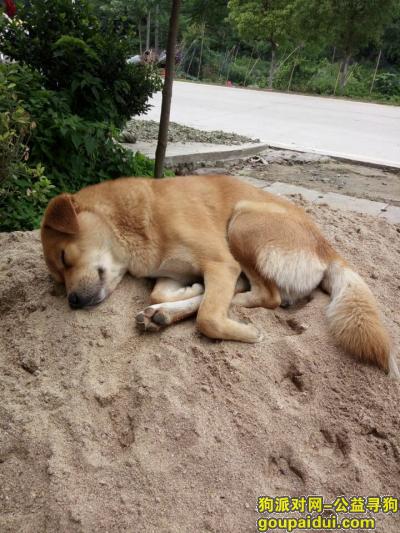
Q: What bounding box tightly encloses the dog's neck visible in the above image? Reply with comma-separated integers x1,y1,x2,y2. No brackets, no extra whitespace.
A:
97,185,161,278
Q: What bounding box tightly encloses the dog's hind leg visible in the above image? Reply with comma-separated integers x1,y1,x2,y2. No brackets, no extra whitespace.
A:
228,201,328,306
150,277,204,304
137,276,249,332
232,265,281,309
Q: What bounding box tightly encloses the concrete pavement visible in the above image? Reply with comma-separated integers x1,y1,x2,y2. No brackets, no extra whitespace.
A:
143,81,400,168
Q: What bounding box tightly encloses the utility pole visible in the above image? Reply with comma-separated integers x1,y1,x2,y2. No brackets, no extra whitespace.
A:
154,0,181,178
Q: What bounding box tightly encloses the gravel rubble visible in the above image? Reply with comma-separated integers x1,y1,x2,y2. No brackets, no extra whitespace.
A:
121,119,260,145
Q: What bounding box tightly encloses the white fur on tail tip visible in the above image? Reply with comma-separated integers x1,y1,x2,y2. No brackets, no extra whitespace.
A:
325,261,393,374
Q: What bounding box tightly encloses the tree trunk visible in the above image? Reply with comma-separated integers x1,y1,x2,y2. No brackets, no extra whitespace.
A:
146,10,151,50
268,44,277,89
154,0,181,179
339,53,351,92
154,4,159,51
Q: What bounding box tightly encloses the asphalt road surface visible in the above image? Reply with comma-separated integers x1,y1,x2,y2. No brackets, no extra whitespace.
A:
143,81,400,168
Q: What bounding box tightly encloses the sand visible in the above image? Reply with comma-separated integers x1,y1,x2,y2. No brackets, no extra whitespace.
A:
1,198,400,532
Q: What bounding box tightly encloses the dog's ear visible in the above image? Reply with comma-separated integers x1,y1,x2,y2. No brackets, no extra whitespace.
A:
43,194,80,234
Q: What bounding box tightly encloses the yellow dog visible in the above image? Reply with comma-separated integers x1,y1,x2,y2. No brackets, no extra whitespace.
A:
41,175,398,376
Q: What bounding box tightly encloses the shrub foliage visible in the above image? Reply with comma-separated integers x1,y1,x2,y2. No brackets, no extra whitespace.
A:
0,0,162,231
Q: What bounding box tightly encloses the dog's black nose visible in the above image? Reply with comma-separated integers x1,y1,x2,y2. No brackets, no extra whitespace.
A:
68,292,82,309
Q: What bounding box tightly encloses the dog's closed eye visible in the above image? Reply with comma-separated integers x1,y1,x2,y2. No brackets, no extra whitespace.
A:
98,267,105,278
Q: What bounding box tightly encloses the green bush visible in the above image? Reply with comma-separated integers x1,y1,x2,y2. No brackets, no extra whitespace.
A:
273,57,335,94
0,103,29,185
0,0,162,232
259,53,400,103
0,61,157,231
0,74,54,231
0,0,161,127
374,72,400,96
0,162,54,232
306,60,338,95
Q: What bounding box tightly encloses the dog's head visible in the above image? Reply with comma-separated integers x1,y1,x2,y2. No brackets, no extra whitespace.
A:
41,193,127,309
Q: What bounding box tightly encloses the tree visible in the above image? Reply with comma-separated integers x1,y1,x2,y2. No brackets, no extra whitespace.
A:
382,12,400,65
228,0,295,88
154,0,181,178
0,0,161,127
89,0,170,54
297,0,398,91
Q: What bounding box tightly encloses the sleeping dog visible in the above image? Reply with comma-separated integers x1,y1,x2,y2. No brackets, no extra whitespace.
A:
40,174,399,376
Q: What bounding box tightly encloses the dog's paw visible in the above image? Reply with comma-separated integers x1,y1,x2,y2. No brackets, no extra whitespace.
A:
238,323,264,343
135,305,172,332
251,328,264,343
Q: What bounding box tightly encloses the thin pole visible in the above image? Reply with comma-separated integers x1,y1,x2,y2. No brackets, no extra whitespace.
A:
276,44,301,73
186,45,196,76
287,50,299,92
334,61,341,95
197,21,205,79
154,0,181,179
243,57,259,86
370,49,382,95
218,47,229,79
243,45,256,82
225,45,236,82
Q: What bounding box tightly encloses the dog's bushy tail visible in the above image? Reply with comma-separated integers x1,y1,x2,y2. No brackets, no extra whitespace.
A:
323,260,399,378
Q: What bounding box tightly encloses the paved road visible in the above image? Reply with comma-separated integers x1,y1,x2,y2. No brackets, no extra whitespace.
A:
143,81,400,168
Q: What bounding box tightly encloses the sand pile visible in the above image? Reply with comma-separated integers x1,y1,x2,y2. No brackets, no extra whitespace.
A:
1,200,399,532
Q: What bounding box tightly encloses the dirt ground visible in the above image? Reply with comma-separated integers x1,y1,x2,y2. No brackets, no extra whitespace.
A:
229,151,400,207
183,150,400,206
1,194,400,532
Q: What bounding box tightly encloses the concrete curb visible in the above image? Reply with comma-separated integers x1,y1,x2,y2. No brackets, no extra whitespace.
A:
256,141,400,171
123,142,270,166
164,143,270,166
124,139,400,171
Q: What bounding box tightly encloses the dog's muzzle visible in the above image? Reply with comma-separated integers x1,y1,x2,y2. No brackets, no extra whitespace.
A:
68,290,105,309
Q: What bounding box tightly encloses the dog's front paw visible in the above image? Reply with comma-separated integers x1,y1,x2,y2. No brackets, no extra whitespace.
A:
135,305,172,332
244,324,264,343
